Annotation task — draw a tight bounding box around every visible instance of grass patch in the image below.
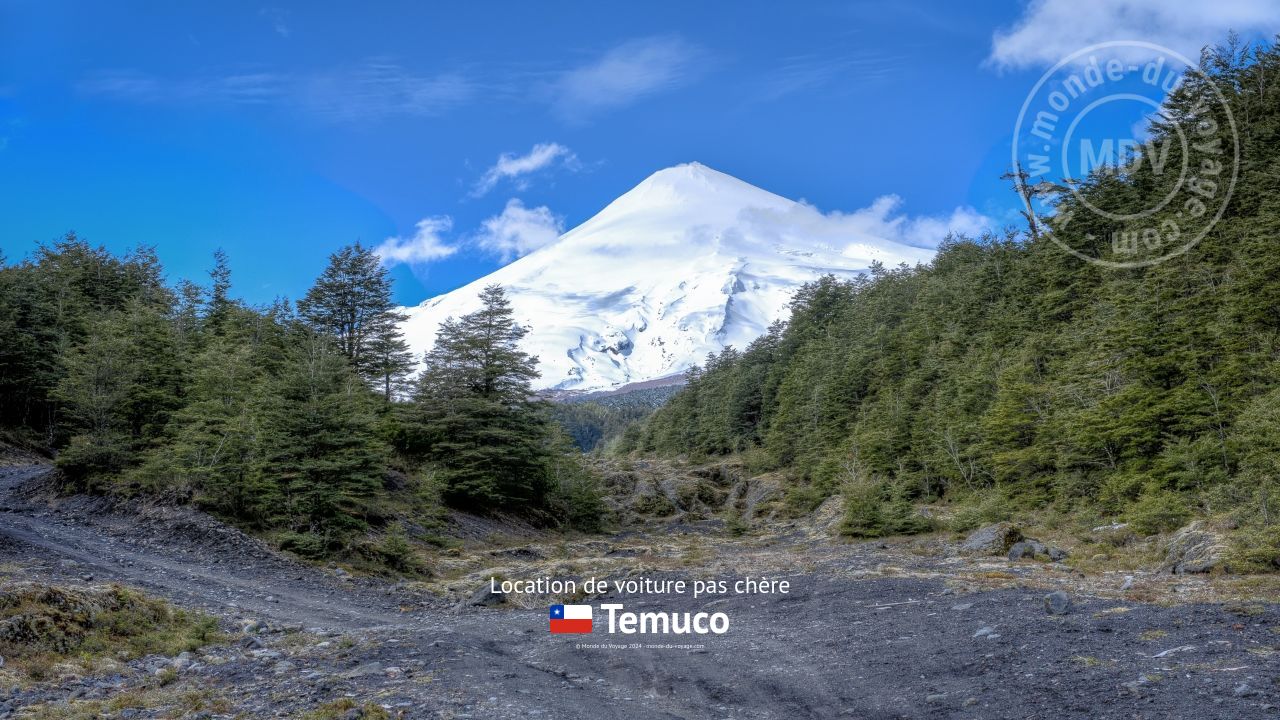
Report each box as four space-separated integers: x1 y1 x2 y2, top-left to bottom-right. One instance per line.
1071 655 1114 667
0 582 225 682
301 698 391 720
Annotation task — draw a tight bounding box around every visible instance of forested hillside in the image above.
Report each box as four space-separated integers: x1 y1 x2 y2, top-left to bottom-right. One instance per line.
624 41 1280 567
0 241 601 562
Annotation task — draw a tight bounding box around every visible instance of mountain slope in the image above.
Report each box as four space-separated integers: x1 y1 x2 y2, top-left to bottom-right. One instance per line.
400 162 934 391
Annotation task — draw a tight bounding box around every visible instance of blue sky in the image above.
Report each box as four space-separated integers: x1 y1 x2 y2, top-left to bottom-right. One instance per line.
2 1 1277 305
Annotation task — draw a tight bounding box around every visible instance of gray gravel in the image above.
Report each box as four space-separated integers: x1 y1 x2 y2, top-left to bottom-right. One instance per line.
2 464 1278 719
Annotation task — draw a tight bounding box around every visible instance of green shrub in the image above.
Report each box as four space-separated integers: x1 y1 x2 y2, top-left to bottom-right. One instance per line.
783 483 829 515
947 493 1014 533
546 455 607 532
375 522 417 572
840 478 933 538
1225 526 1280 572
1127 491 1193 535
276 531 329 559
1098 472 1149 514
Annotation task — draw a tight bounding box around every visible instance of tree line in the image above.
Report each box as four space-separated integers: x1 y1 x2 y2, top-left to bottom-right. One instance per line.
0 240 602 559
622 40 1280 568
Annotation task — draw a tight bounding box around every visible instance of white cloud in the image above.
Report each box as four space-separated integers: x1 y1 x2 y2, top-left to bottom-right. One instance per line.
80 61 474 120
472 142 578 197
259 7 291 38
376 216 458 266
988 0 1280 70
754 52 901 103
550 36 703 122
474 199 564 261
741 195 993 264
300 62 473 120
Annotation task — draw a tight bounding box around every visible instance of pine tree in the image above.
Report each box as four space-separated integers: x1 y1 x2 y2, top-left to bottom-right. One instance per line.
298 243 414 401
206 249 234 332
407 284 551 511
262 330 386 541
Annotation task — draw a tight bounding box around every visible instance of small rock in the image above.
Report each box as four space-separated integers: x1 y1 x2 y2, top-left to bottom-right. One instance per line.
1234 683 1258 697
344 661 384 678
961 523 1023 556
1047 547 1070 562
926 693 947 704
1044 590 1072 615
1122 676 1151 695
0 655 4 668
951 602 974 611
1120 575 1134 591
272 660 296 674
1093 522 1129 533
384 666 404 678
80 573 93 582
241 635 264 650
973 626 995 638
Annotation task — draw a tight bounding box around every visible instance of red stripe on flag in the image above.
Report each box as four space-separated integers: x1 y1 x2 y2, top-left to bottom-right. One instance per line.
549 618 592 634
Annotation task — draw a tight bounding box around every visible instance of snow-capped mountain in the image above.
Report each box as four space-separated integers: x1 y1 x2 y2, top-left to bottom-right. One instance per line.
400 162 935 392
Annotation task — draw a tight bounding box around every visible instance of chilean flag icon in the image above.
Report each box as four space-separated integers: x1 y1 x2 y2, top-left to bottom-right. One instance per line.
549 604 592 633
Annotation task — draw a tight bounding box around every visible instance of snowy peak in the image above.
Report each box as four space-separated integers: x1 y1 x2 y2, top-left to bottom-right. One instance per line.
569 162 792 233
619 162 790 211
400 163 934 392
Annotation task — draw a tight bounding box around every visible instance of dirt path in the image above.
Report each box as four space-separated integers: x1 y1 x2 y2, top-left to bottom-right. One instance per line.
2 464 1279 719
0 465 416 630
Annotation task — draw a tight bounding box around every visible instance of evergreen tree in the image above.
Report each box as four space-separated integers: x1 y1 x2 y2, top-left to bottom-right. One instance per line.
298 243 414 401
261 330 386 542
206 249 234 332
406 284 551 511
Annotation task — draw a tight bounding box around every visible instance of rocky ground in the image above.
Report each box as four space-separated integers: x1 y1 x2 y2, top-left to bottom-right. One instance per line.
1 463 1279 719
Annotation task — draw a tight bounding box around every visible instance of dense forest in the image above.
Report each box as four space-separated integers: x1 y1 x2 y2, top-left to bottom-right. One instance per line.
624 41 1280 568
0 241 602 563
4 38 1278 571
551 386 681 452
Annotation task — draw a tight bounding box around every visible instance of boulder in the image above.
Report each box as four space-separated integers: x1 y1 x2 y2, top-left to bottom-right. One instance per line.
961 523 1023 556
465 584 506 607
1161 522 1227 574
1005 535 1070 562
1044 590 1072 615
1007 540 1046 560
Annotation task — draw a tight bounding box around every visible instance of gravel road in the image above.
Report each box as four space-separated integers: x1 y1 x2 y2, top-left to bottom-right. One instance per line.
2 464 1278 719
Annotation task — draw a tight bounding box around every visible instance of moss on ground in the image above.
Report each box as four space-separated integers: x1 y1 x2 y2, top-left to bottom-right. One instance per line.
0 582 224 682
